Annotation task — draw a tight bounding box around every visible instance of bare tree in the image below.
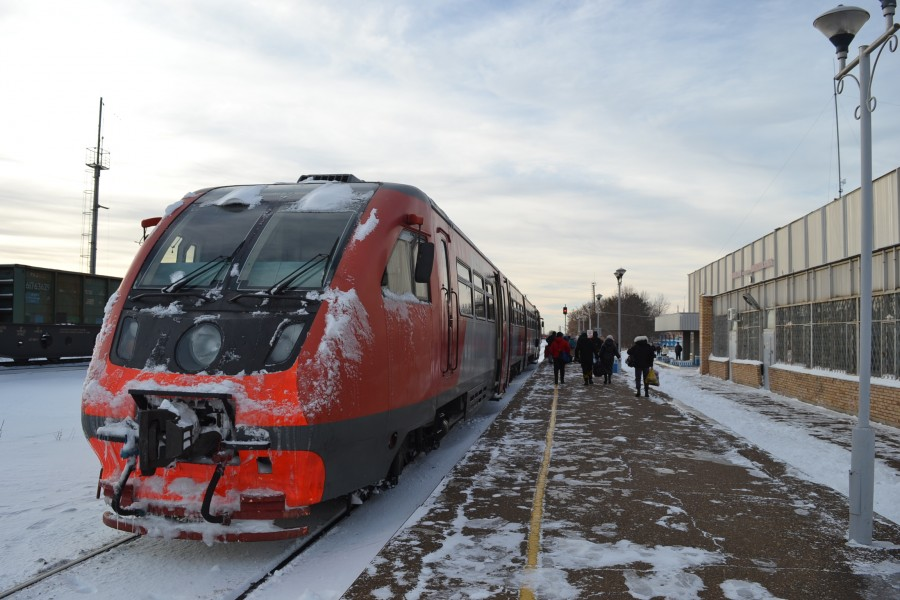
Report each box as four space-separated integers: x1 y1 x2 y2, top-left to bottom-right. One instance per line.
586 286 667 345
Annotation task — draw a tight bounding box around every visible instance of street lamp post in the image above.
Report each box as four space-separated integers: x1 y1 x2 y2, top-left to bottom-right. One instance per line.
590 282 596 333
814 0 899 545
614 268 626 350
596 293 603 337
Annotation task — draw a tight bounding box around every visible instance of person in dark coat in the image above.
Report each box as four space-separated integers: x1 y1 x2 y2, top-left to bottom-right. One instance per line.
544 331 556 361
547 331 570 385
574 332 594 385
598 335 620 384
627 335 655 397
674 343 683 360
590 331 602 360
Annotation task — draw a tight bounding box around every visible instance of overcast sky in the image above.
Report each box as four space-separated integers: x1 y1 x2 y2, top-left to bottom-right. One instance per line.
2 0 899 327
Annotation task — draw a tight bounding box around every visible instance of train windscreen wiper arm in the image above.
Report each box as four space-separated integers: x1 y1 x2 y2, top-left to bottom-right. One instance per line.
162 240 246 294
266 254 329 295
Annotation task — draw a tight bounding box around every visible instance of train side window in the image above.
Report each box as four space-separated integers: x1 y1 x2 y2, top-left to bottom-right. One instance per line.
472 272 486 319
383 230 430 302
456 260 473 316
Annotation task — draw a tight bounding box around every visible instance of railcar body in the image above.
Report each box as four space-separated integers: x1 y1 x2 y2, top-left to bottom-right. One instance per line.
81 175 540 541
0 264 121 362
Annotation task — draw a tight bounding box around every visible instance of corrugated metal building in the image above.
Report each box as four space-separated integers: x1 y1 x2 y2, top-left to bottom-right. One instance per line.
686 168 900 428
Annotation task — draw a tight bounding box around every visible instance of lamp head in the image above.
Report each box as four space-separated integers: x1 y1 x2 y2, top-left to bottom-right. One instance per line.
742 292 763 311
814 5 870 64
614 268 626 282
883 0 897 28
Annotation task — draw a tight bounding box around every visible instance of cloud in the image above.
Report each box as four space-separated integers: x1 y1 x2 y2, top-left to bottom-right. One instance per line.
1 0 899 322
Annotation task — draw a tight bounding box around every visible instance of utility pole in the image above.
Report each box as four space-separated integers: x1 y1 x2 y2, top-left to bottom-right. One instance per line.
85 98 110 274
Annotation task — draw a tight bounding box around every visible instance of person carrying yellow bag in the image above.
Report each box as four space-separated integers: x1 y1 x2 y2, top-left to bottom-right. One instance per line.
646 366 660 387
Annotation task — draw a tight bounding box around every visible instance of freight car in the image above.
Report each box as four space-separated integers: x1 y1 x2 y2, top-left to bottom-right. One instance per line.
0 264 121 363
81 175 540 541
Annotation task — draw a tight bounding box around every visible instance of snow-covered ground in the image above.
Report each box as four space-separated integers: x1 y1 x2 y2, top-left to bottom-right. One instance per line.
1 360 899 598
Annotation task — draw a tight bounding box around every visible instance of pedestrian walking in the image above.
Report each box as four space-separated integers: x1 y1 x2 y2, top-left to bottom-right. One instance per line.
575 332 594 385
627 335 655 397
598 335 620 384
675 343 683 360
544 331 556 361
547 331 570 385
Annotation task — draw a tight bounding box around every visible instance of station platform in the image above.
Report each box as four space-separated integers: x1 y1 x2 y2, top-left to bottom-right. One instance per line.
343 362 900 599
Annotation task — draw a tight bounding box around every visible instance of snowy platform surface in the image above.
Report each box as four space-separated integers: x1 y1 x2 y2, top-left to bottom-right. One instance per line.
2 362 900 599
343 363 900 599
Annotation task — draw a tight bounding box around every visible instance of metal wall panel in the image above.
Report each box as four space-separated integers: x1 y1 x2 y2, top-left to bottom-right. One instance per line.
764 232 776 279
793 271 809 303
776 227 791 277
874 170 899 250
791 219 807 272
846 191 861 258
807 210 824 267
833 260 853 297
813 266 831 301
824 197 847 262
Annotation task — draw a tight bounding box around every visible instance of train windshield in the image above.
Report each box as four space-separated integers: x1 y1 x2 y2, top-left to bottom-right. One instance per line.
134 185 360 293
134 192 267 290
236 211 353 291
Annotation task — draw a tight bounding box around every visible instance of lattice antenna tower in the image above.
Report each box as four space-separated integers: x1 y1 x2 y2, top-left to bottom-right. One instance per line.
82 97 110 274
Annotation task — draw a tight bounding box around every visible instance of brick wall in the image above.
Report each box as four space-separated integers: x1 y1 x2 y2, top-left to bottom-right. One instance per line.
770 367 900 429
699 295 713 376
732 362 763 388
708 359 728 381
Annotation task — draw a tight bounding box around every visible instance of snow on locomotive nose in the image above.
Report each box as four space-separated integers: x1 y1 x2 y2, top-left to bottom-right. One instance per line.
81 175 541 542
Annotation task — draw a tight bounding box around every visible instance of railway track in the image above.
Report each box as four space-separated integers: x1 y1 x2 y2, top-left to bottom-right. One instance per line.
0 360 89 374
0 500 350 600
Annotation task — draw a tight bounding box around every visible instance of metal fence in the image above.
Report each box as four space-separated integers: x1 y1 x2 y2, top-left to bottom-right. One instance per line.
770 293 900 378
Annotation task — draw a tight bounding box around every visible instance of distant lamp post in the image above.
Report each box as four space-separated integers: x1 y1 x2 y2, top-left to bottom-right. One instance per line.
814 0 899 545
596 293 603 336
614 268 626 348
563 304 568 334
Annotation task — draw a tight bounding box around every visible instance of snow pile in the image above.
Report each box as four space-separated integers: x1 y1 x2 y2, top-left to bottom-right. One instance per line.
302 287 371 414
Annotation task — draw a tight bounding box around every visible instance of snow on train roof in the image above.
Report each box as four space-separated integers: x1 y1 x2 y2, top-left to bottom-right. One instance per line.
284 181 375 212
186 182 376 213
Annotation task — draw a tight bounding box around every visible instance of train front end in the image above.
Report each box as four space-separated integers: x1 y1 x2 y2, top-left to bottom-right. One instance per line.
81 179 378 542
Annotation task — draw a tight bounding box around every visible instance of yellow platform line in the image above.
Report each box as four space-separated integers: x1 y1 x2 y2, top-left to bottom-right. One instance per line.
520 383 559 600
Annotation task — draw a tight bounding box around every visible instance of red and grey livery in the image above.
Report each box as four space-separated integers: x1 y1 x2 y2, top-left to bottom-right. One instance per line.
81 174 540 542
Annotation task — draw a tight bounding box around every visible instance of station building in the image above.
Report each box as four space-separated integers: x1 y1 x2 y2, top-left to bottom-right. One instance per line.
686 167 900 429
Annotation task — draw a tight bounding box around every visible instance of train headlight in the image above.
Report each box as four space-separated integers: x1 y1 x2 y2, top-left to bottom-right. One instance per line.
176 323 223 372
267 323 305 365
115 317 139 360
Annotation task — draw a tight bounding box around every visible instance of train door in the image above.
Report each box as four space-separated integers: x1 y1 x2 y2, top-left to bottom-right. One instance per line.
437 231 458 375
494 274 510 394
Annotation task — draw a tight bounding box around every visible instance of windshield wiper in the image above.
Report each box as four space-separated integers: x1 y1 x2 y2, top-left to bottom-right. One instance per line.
161 240 246 294
266 254 329 295
161 257 228 293
267 237 341 295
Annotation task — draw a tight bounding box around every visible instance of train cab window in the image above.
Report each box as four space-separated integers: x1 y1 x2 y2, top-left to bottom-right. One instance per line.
456 260 473 316
237 211 353 291
135 196 265 289
383 230 430 302
472 273 486 320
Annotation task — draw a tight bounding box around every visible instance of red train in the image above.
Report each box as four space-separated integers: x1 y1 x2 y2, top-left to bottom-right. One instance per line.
81 174 541 541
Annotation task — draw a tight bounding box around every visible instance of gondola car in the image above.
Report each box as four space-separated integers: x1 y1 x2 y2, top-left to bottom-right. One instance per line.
81 174 540 541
